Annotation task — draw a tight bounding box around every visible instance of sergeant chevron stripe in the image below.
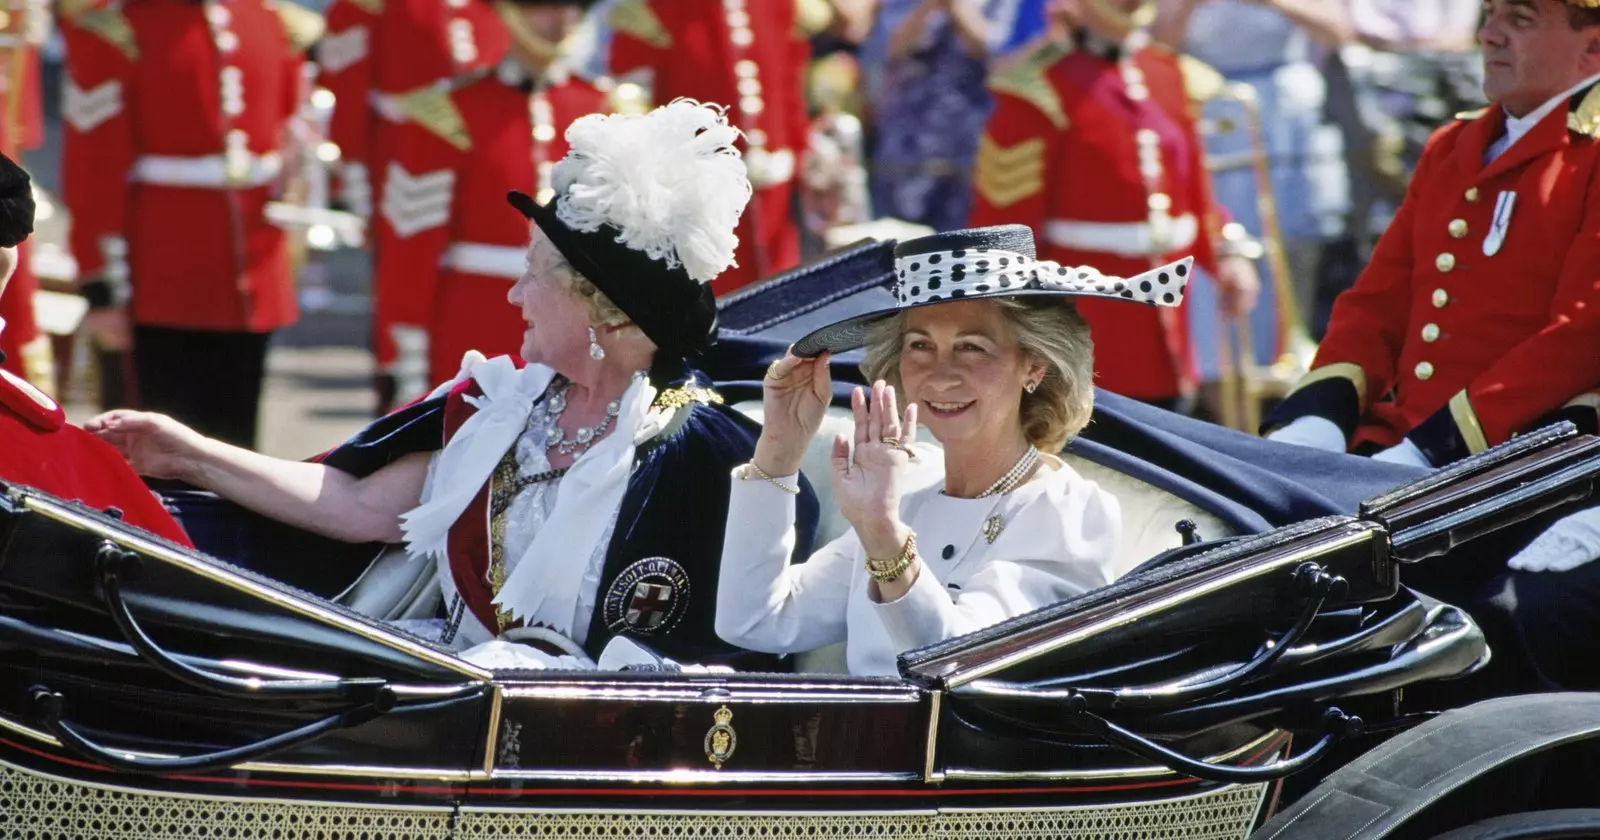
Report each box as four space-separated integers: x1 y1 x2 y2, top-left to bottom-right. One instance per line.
318 26 369 75
974 135 1045 208
382 163 455 237
63 79 124 133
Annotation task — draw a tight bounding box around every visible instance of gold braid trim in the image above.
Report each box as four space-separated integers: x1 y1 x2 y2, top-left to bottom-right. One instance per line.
974 134 1045 208
1290 362 1370 413
606 0 670 50
794 0 834 39
1569 82 1600 139
1177 54 1228 104
346 0 383 14
987 40 1070 130
651 384 724 411
272 1 327 54
1448 390 1490 455
76 6 138 61
397 84 472 151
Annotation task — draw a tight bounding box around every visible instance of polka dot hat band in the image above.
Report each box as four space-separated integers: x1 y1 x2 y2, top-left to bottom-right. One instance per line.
791 224 1193 358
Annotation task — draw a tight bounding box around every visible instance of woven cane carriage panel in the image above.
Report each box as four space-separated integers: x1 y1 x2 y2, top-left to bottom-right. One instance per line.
0 762 455 839
456 783 1269 839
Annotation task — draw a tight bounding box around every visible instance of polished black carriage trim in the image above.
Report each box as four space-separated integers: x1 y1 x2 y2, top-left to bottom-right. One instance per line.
92 541 390 703
1360 421 1578 520
1059 703 1363 784
28 683 398 775
899 517 1392 687
953 561 1348 713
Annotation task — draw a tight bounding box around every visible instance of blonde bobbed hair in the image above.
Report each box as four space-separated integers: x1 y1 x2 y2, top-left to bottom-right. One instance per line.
859 297 1095 453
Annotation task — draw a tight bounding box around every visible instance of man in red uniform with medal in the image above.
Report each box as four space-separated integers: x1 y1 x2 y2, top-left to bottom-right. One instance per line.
0 151 193 546
60 0 324 450
317 0 512 412
604 0 833 294
374 0 611 393
1264 0 1600 470
967 0 1259 411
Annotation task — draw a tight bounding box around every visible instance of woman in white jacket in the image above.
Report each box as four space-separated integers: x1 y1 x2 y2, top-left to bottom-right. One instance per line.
716 224 1193 676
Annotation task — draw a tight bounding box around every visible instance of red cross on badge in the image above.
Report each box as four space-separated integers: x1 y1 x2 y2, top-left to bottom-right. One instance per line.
626 582 675 629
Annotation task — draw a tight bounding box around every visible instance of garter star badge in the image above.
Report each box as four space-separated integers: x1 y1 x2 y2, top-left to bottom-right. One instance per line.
603 557 691 635
704 705 737 769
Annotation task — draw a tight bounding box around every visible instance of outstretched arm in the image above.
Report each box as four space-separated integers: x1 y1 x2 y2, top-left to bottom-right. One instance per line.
86 410 430 544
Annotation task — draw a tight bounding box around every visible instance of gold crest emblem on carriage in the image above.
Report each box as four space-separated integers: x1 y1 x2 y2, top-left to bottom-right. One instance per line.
704 705 737 770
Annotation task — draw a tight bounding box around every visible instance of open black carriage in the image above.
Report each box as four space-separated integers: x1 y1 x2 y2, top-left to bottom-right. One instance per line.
1 417 1597 839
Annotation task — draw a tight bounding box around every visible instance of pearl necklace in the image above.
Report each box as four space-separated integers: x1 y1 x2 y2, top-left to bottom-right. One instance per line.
541 378 622 456
944 446 1042 499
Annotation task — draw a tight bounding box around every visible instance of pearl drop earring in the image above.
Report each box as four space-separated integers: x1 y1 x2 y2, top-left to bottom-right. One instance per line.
589 326 606 360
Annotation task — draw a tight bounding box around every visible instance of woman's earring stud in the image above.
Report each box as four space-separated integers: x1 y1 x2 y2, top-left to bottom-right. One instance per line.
589 326 606 361
1024 380 1038 394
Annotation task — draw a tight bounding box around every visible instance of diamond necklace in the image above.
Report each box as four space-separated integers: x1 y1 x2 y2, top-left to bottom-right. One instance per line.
542 377 622 456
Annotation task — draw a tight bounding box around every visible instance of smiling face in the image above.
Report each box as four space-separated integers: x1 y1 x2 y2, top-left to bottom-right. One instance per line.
1479 0 1600 116
506 227 595 371
897 301 1045 450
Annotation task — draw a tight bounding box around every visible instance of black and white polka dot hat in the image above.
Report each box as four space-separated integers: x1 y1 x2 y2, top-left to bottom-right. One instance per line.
791 225 1192 357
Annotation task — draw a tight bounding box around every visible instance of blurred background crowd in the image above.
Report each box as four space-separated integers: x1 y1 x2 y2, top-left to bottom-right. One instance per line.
2 0 1489 456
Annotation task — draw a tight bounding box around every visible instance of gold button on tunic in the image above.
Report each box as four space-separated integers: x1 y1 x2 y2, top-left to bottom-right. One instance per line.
1436 252 1456 272
1448 219 1468 238
1432 288 1450 308
1421 323 1441 343
1415 361 1435 380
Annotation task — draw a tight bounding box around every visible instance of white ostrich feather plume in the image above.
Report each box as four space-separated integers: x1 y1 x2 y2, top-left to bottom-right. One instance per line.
553 98 752 284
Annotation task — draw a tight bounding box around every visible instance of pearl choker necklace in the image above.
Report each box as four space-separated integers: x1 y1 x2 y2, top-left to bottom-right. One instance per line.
944 446 1041 499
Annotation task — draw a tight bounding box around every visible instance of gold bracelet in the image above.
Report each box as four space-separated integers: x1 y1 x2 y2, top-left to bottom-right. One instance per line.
743 461 801 495
866 532 917 583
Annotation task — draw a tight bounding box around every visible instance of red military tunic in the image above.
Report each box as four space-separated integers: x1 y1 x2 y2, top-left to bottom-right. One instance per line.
1265 84 1600 465
375 64 609 386
317 0 508 370
60 0 320 333
0 366 193 546
606 0 828 293
0 0 51 389
968 39 1226 403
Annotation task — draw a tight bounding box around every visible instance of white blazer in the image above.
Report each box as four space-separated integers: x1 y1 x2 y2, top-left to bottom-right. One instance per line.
715 459 1121 677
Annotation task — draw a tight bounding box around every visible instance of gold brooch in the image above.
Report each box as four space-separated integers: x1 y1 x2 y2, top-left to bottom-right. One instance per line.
982 514 1005 545
652 384 725 411
704 705 737 769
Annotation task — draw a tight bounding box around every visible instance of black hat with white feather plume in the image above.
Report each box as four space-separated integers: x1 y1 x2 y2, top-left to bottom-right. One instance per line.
508 99 752 356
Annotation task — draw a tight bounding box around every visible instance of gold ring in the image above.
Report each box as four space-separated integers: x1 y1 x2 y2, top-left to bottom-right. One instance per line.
766 360 787 380
879 436 901 445
892 442 917 459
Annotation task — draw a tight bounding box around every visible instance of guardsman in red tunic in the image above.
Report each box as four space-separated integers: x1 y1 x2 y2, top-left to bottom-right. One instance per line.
61 0 324 449
0 0 50 392
375 0 607 395
316 0 510 412
605 0 832 294
0 151 193 546
967 0 1258 410
1264 0 1600 469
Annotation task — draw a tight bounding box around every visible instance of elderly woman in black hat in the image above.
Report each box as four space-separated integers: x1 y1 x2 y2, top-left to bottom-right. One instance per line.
88 101 816 670
716 224 1190 676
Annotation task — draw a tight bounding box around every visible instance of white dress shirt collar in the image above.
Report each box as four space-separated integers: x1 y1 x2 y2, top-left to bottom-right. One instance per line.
1488 71 1600 163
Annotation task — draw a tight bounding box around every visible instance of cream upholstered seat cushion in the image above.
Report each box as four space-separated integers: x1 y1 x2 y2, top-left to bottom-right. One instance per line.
728 403 1237 673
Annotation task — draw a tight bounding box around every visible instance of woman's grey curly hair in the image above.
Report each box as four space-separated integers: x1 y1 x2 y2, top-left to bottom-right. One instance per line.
526 232 638 333
859 298 1095 453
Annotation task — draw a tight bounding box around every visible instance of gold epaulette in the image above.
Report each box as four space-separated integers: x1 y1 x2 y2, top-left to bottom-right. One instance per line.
272 1 326 54
652 383 724 412
794 0 834 39
76 5 138 61
397 84 471 151
974 134 1046 208
606 0 670 50
1177 53 1228 104
345 0 383 14
1570 84 1600 139
57 0 100 24
987 40 1070 129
